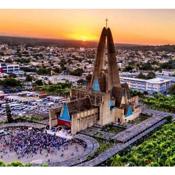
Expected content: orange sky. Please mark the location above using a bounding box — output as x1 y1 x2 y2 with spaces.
0 9 175 45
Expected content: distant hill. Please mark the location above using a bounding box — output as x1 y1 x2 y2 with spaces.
0 35 97 48
0 35 174 51
116 43 175 52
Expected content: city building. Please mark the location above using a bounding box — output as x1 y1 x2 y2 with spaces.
120 77 172 94
0 63 20 74
49 26 141 135
48 75 82 84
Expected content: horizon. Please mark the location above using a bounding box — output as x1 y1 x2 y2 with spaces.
0 34 174 47
0 9 175 45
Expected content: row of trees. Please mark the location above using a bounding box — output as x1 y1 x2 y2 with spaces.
0 78 22 87
110 122 175 166
35 82 71 96
123 59 175 72
136 72 156 79
0 161 48 167
142 94 175 113
0 161 30 167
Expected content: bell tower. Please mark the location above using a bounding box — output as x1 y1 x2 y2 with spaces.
89 22 132 125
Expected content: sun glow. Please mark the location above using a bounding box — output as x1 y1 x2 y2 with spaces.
0 10 175 45
69 33 98 42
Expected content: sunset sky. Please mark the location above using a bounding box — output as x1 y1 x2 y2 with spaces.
0 9 175 45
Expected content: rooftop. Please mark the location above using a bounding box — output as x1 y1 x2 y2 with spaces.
121 77 171 84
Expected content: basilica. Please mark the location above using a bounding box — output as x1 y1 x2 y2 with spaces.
49 25 141 135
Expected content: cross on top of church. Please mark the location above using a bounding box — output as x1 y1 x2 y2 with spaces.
105 18 108 28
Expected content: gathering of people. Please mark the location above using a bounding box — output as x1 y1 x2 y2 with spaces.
0 127 68 159
0 126 86 164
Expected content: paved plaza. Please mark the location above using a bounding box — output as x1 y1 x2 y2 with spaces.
0 127 85 164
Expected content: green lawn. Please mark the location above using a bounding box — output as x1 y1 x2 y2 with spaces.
35 83 71 96
86 138 114 161
128 114 151 125
109 122 175 166
102 125 125 134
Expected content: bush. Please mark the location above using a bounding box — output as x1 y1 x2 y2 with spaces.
166 116 173 123
8 161 24 167
0 161 6 167
0 78 22 87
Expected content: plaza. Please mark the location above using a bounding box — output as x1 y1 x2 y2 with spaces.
0 123 99 166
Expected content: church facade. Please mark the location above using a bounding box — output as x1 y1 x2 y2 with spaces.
49 26 141 135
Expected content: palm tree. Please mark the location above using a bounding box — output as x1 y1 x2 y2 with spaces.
5 100 13 123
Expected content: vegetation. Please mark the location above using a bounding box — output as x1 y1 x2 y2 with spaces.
25 75 33 82
110 122 175 166
86 138 114 161
15 58 30 64
140 62 154 71
34 79 44 86
5 101 13 123
37 67 51 75
35 82 71 96
70 68 84 76
137 72 156 79
15 115 45 123
160 60 175 69
102 125 125 134
128 114 151 125
0 161 31 167
168 84 175 95
129 89 147 98
142 94 175 113
123 65 134 72
0 78 22 87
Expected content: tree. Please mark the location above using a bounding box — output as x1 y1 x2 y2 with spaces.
53 67 60 74
140 62 153 70
86 74 92 83
0 161 6 167
37 67 51 75
1 78 22 87
111 155 124 166
5 58 13 63
70 68 84 76
25 75 33 82
137 72 155 79
123 65 133 72
147 72 156 79
8 161 24 167
166 115 173 123
34 80 43 86
5 101 13 123
137 72 146 79
168 84 175 95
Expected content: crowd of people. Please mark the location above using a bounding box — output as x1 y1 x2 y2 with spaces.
0 127 68 159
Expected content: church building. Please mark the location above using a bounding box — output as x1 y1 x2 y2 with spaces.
49 24 141 135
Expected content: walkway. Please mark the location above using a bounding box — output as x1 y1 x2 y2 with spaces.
0 123 99 166
77 109 174 166
40 134 99 166
0 122 46 130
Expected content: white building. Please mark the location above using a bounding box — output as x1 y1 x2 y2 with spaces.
120 77 172 94
48 75 82 84
0 63 20 74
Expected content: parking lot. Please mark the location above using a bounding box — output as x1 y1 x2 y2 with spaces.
0 91 67 122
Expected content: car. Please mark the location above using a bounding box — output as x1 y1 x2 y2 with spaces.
0 129 9 136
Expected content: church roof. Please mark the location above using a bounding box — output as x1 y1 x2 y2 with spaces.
67 97 93 115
